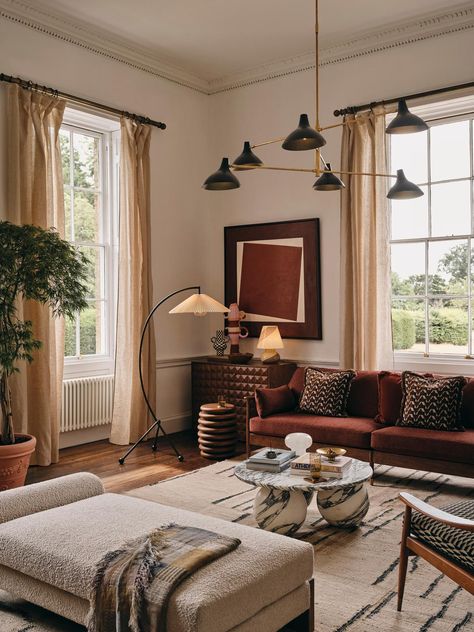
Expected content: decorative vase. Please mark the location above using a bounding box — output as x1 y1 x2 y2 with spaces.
211 330 230 356
225 303 249 355
0 434 36 491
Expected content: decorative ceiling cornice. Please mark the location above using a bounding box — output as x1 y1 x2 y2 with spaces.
0 0 473 96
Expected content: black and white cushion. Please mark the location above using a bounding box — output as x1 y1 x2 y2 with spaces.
299 368 355 417
398 371 466 431
411 499 474 573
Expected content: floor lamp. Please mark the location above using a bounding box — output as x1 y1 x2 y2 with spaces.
118 286 229 465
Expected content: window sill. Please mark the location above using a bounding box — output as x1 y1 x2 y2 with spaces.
64 356 114 379
393 352 474 376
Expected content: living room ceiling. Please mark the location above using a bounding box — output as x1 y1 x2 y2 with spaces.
2 0 473 92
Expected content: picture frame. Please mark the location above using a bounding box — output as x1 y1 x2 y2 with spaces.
224 218 322 339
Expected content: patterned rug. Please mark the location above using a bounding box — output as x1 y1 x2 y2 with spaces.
0 462 472 631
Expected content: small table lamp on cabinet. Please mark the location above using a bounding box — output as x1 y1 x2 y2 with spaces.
258 325 284 364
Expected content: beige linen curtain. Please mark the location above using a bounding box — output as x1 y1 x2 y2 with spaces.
110 118 156 445
339 106 394 371
7 84 66 465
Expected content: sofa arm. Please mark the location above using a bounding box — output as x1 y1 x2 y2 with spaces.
0 472 104 524
246 395 258 420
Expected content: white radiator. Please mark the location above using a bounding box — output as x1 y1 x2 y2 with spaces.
61 375 114 432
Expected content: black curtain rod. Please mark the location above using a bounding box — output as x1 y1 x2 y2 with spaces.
333 80 474 118
0 73 166 130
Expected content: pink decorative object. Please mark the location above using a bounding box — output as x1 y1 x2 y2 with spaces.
225 303 249 355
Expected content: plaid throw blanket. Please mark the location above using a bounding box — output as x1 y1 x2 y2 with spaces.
86 524 240 632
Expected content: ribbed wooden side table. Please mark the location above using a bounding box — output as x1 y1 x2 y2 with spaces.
198 403 237 460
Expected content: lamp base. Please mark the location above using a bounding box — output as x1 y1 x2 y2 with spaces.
261 349 280 364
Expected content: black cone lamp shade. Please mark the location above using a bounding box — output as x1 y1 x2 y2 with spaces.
203 158 240 190
313 163 345 191
233 141 263 170
387 169 424 199
282 113 326 150
386 99 429 134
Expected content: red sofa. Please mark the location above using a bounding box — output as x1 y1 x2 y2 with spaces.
246 367 474 479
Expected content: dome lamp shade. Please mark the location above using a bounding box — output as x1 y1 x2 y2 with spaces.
386 99 429 134
282 114 326 151
203 158 240 190
313 163 345 191
387 169 424 200
233 141 263 170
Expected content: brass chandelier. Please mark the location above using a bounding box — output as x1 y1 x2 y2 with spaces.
203 0 427 200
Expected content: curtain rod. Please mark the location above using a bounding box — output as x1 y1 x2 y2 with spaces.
0 73 166 130
333 80 474 118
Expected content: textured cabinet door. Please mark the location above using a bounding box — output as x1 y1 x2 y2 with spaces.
191 359 297 441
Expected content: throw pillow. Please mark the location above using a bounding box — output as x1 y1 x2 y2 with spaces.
398 371 466 431
255 385 295 418
299 368 355 417
376 371 433 424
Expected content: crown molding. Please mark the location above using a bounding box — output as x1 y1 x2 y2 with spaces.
0 0 473 96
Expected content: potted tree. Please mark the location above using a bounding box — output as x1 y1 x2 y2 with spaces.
0 221 88 489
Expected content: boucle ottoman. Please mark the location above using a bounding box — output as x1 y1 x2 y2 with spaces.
0 473 314 631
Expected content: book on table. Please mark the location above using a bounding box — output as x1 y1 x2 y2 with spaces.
290 453 352 476
246 461 291 473
247 448 295 466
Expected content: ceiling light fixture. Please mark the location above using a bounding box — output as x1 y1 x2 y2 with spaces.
203 0 427 200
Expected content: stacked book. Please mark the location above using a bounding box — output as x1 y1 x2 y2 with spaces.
290 453 352 478
246 448 296 473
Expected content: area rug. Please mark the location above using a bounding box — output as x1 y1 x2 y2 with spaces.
0 463 472 632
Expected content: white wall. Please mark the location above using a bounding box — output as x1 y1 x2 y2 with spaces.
207 29 474 365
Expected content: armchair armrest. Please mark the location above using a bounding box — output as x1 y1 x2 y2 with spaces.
246 395 258 420
399 492 474 532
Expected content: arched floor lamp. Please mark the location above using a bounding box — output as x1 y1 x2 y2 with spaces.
118 287 228 465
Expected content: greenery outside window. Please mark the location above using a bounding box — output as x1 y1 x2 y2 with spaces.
60 109 119 377
389 99 474 360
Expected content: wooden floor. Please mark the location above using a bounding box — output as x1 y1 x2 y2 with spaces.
25 432 222 493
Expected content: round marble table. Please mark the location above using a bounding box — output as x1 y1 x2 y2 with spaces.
234 459 372 536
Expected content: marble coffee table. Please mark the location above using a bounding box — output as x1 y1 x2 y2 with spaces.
234 458 372 536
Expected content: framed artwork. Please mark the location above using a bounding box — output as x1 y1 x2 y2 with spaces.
224 218 322 339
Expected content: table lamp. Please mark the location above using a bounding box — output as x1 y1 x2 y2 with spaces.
257 325 284 364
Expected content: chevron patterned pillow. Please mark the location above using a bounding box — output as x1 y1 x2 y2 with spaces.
398 371 466 431
299 368 356 417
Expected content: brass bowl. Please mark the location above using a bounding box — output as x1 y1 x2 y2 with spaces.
316 447 347 462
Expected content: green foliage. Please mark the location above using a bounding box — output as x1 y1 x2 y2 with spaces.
439 243 472 285
429 308 468 346
0 221 89 443
392 310 416 350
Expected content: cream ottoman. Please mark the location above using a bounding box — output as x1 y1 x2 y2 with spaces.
0 473 314 631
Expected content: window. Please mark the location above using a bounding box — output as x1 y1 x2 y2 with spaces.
389 100 474 360
60 109 119 377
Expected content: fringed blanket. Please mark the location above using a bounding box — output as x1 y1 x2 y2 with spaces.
87 524 240 632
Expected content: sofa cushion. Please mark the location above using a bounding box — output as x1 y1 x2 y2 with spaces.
411 499 474 573
249 413 378 449
371 426 474 463
299 368 355 417
255 385 295 418
0 493 313 632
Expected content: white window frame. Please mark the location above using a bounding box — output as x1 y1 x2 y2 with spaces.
62 108 120 379
388 95 474 375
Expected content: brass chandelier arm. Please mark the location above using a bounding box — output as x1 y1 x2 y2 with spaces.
230 163 398 179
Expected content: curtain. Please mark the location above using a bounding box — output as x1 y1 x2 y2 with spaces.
110 118 156 445
7 84 66 465
339 105 394 371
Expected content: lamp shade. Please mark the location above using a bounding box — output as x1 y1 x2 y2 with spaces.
282 114 326 151
169 293 229 317
387 169 424 200
257 326 284 350
386 99 429 134
203 158 240 190
233 141 263 170
313 163 345 191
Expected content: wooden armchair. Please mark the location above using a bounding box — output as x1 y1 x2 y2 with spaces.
398 492 474 611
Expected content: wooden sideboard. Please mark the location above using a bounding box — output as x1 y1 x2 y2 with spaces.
191 358 297 442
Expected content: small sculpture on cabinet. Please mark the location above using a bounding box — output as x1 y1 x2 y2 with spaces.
224 303 253 363
210 329 230 356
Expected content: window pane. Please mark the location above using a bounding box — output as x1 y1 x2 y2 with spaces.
430 120 470 181
431 180 471 237
79 246 104 300
391 242 425 296
429 299 468 355
429 240 468 294
73 133 99 189
64 315 77 357
80 302 104 356
391 187 428 239
392 298 425 352
74 190 101 243
59 130 70 184
390 131 428 184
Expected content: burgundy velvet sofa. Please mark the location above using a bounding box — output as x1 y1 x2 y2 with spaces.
246 367 474 479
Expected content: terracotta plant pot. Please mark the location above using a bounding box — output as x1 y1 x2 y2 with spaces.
0 434 36 491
